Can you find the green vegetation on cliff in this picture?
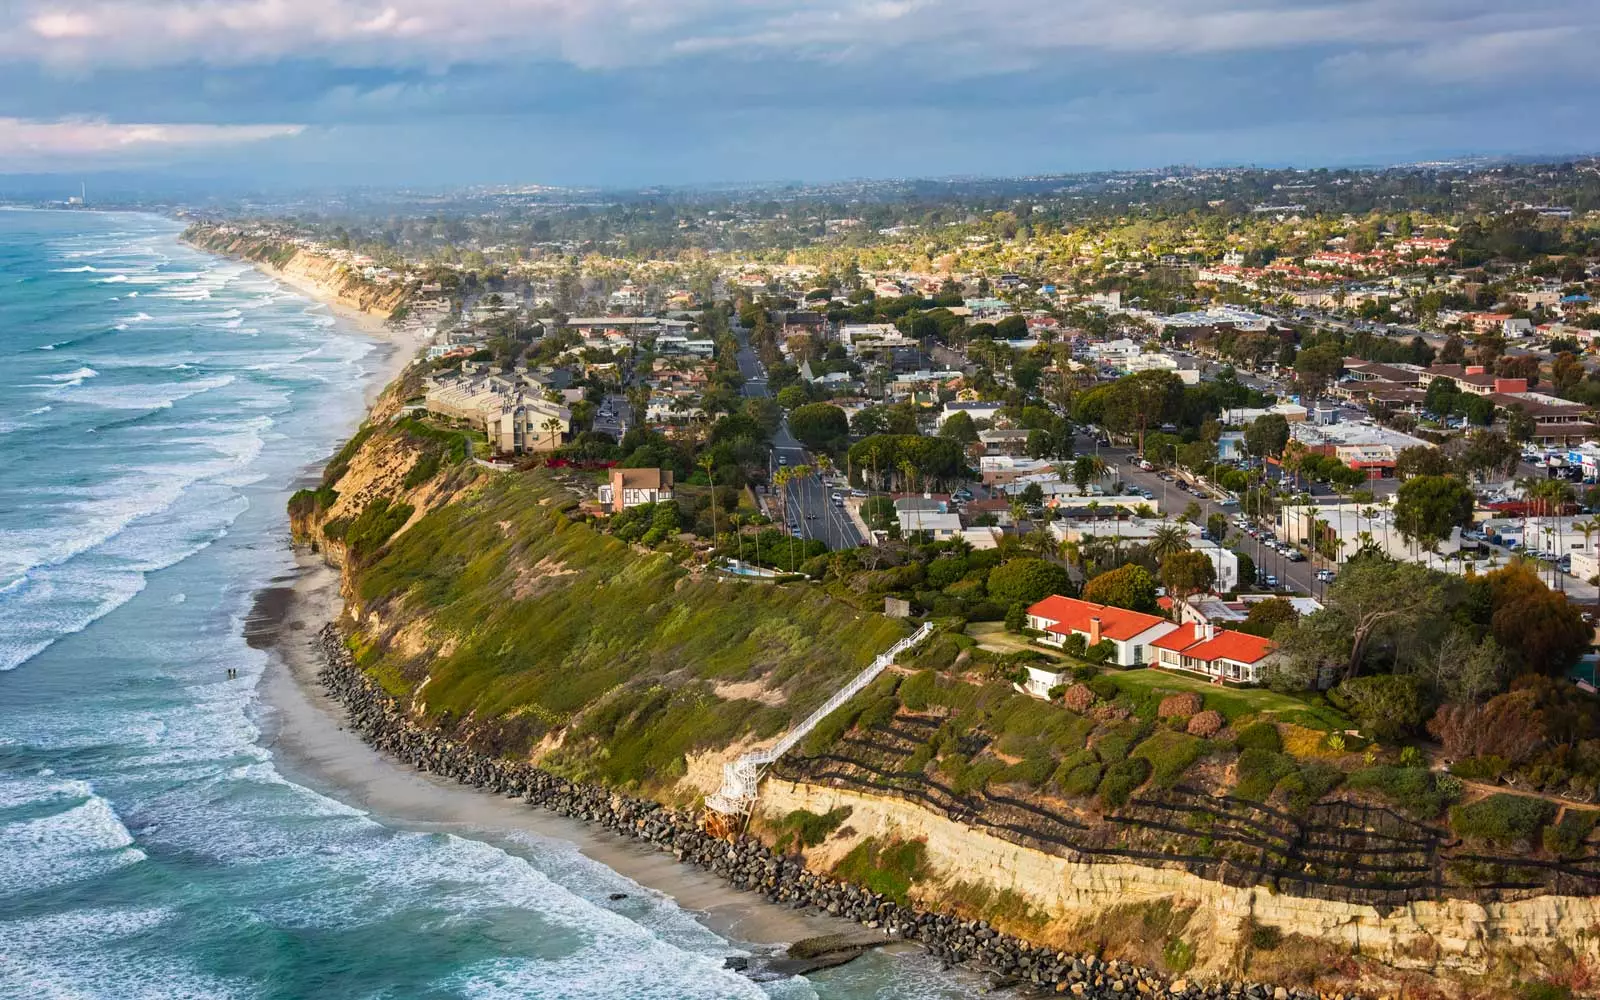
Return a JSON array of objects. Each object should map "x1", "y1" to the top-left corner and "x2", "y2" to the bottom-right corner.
[{"x1": 343, "y1": 470, "x2": 908, "y2": 789}]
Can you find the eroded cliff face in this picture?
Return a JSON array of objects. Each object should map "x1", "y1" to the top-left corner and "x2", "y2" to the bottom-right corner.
[
  {"x1": 185, "y1": 226, "x2": 409, "y2": 319},
  {"x1": 759, "y1": 778, "x2": 1600, "y2": 994}
]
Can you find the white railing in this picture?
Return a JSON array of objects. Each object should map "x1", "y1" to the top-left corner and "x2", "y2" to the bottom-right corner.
[{"x1": 706, "y1": 622, "x2": 935, "y2": 817}]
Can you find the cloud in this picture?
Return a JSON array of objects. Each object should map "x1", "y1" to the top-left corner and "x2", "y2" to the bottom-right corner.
[
  {"x1": 2, "y1": 0, "x2": 1593, "y2": 73},
  {"x1": 0, "y1": 117, "x2": 304, "y2": 166}
]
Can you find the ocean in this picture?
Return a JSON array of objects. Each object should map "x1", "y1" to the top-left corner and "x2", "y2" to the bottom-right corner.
[{"x1": 0, "y1": 211, "x2": 971, "y2": 999}]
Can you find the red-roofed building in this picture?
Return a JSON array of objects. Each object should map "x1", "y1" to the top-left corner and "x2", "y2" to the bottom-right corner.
[
  {"x1": 1151, "y1": 621, "x2": 1278, "y2": 684},
  {"x1": 1025, "y1": 595, "x2": 1177, "y2": 669}
]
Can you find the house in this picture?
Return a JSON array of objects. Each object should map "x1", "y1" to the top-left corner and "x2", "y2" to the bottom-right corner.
[
  {"x1": 1150, "y1": 622, "x2": 1278, "y2": 685},
  {"x1": 939, "y1": 401, "x2": 1006, "y2": 428},
  {"x1": 897, "y1": 509, "x2": 962, "y2": 540},
  {"x1": 597, "y1": 468, "x2": 674, "y2": 513},
  {"x1": 1189, "y1": 539, "x2": 1240, "y2": 593},
  {"x1": 1025, "y1": 595, "x2": 1177, "y2": 667}
]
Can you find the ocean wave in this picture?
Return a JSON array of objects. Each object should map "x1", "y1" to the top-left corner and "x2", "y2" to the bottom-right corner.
[
  {"x1": 0, "y1": 778, "x2": 145, "y2": 899},
  {"x1": 53, "y1": 265, "x2": 98, "y2": 273},
  {"x1": 40, "y1": 366, "x2": 98, "y2": 387},
  {"x1": 96, "y1": 274, "x2": 129, "y2": 284}
]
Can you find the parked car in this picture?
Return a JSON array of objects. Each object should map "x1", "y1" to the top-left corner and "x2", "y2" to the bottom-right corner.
[
  {"x1": 1264, "y1": 574, "x2": 1279, "y2": 587},
  {"x1": 1286, "y1": 551, "x2": 1306, "y2": 562}
]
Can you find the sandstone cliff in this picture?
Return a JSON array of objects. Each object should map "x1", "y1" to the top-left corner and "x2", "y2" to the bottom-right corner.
[{"x1": 184, "y1": 224, "x2": 410, "y2": 320}]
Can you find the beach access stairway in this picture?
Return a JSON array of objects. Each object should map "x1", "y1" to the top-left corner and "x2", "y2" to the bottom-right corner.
[{"x1": 706, "y1": 621, "x2": 935, "y2": 817}]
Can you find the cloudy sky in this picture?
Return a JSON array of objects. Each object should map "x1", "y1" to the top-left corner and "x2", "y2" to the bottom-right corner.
[{"x1": 2, "y1": 0, "x2": 1597, "y2": 188}]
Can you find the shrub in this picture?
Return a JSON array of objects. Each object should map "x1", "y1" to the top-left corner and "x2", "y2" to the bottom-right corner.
[
  {"x1": 1084, "y1": 639, "x2": 1117, "y2": 664},
  {"x1": 855, "y1": 694, "x2": 900, "y2": 731},
  {"x1": 1087, "y1": 676, "x2": 1119, "y2": 702},
  {"x1": 1542, "y1": 809, "x2": 1600, "y2": 857},
  {"x1": 1158, "y1": 692, "x2": 1204, "y2": 719},
  {"x1": 1249, "y1": 924, "x2": 1283, "y2": 951},
  {"x1": 1450, "y1": 794, "x2": 1557, "y2": 847},
  {"x1": 1346, "y1": 766, "x2": 1458, "y2": 819},
  {"x1": 1132, "y1": 730, "x2": 1210, "y2": 788},
  {"x1": 774, "y1": 806, "x2": 852, "y2": 849},
  {"x1": 1061, "y1": 633, "x2": 1089, "y2": 657},
  {"x1": 1235, "y1": 749, "x2": 1296, "y2": 801},
  {"x1": 1235, "y1": 722, "x2": 1282, "y2": 753},
  {"x1": 1276, "y1": 761, "x2": 1344, "y2": 814},
  {"x1": 1450, "y1": 755, "x2": 1509, "y2": 782},
  {"x1": 1061, "y1": 683, "x2": 1096, "y2": 714},
  {"x1": 832, "y1": 837, "x2": 928, "y2": 907},
  {"x1": 898, "y1": 669, "x2": 937, "y2": 711},
  {"x1": 1186, "y1": 710, "x2": 1224, "y2": 738},
  {"x1": 1098, "y1": 756, "x2": 1152, "y2": 809},
  {"x1": 1060, "y1": 762, "x2": 1104, "y2": 797}
]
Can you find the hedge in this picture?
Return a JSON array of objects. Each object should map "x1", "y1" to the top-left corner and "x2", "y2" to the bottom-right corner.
[{"x1": 1234, "y1": 722, "x2": 1283, "y2": 753}]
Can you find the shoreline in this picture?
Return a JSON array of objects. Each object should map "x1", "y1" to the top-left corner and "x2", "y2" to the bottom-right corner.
[
  {"x1": 244, "y1": 258, "x2": 430, "y2": 408},
  {"x1": 253, "y1": 557, "x2": 874, "y2": 956}
]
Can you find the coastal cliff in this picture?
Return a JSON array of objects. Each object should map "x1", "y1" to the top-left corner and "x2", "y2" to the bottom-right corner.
[
  {"x1": 183, "y1": 223, "x2": 411, "y2": 320},
  {"x1": 290, "y1": 414, "x2": 1600, "y2": 998}
]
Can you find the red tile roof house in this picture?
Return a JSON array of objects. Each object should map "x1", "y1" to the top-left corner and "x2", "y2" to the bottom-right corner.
[
  {"x1": 1151, "y1": 622, "x2": 1279, "y2": 685},
  {"x1": 1024, "y1": 595, "x2": 1178, "y2": 685}
]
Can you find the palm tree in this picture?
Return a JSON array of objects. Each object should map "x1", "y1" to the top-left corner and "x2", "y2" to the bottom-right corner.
[
  {"x1": 898, "y1": 458, "x2": 918, "y2": 494},
  {"x1": 1149, "y1": 523, "x2": 1191, "y2": 562},
  {"x1": 699, "y1": 454, "x2": 719, "y2": 556},
  {"x1": 541, "y1": 416, "x2": 563, "y2": 452}
]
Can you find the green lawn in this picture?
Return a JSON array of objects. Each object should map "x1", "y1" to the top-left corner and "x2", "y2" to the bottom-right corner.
[
  {"x1": 1104, "y1": 668, "x2": 1350, "y2": 731},
  {"x1": 966, "y1": 623, "x2": 1069, "y2": 662}
]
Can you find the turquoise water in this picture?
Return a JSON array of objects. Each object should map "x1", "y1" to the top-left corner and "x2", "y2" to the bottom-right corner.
[{"x1": 0, "y1": 212, "x2": 969, "y2": 999}]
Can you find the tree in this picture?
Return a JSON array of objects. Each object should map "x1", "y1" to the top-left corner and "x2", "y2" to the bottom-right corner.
[
  {"x1": 1206, "y1": 512, "x2": 1228, "y2": 542},
  {"x1": 1081, "y1": 563, "x2": 1159, "y2": 614},
  {"x1": 1427, "y1": 689, "x2": 1547, "y2": 764},
  {"x1": 1102, "y1": 370, "x2": 1183, "y2": 455},
  {"x1": 787, "y1": 403, "x2": 850, "y2": 452},
  {"x1": 1293, "y1": 344, "x2": 1344, "y2": 402},
  {"x1": 1275, "y1": 557, "x2": 1442, "y2": 684},
  {"x1": 1071, "y1": 454, "x2": 1106, "y2": 493},
  {"x1": 1148, "y1": 523, "x2": 1191, "y2": 562},
  {"x1": 1419, "y1": 628, "x2": 1505, "y2": 706},
  {"x1": 1504, "y1": 403, "x2": 1536, "y2": 445},
  {"x1": 1393, "y1": 475, "x2": 1474, "y2": 551},
  {"x1": 1161, "y1": 550, "x2": 1217, "y2": 605},
  {"x1": 1243, "y1": 413, "x2": 1290, "y2": 460},
  {"x1": 1439, "y1": 334, "x2": 1466, "y2": 365},
  {"x1": 1019, "y1": 482, "x2": 1046, "y2": 507},
  {"x1": 775, "y1": 385, "x2": 810, "y2": 410},
  {"x1": 987, "y1": 557, "x2": 1073, "y2": 607},
  {"x1": 1394, "y1": 445, "x2": 1453, "y2": 481},
  {"x1": 1423, "y1": 376, "x2": 1461, "y2": 419},
  {"x1": 1485, "y1": 562, "x2": 1590, "y2": 674},
  {"x1": 940, "y1": 409, "x2": 979, "y2": 446},
  {"x1": 1239, "y1": 596, "x2": 1297, "y2": 637},
  {"x1": 1329, "y1": 674, "x2": 1431, "y2": 742}
]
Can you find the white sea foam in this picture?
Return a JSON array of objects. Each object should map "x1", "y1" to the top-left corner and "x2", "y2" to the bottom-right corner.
[
  {"x1": 0, "y1": 778, "x2": 144, "y2": 898},
  {"x1": 53, "y1": 265, "x2": 98, "y2": 273},
  {"x1": 96, "y1": 274, "x2": 129, "y2": 284}
]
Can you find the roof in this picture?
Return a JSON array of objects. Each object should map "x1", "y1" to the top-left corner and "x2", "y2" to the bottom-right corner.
[
  {"x1": 1152, "y1": 622, "x2": 1275, "y2": 664},
  {"x1": 613, "y1": 467, "x2": 673, "y2": 490},
  {"x1": 1026, "y1": 595, "x2": 1171, "y2": 642},
  {"x1": 1184, "y1": 629, "x2": 1275, "y2": 665},
  {"x1": 1152, "y1": 623, "x2": 1203, "y2": 651}
]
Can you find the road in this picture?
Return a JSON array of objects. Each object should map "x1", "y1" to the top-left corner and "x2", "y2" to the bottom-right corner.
[
  {"x1": 593, "y1": 392, "x2": 630, "y2": 440},
  {"x1": 732, "y1": 327, "x2": 863, "y2": 551},
  {"x1": 1083, "y1": 433, "x2": 1328, "y2": 600}
]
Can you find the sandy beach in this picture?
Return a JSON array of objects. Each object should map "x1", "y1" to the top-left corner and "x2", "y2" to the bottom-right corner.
[
  {"x1": 252, "y1": 557, "x2": 863, "y2": 954},
  {"x1": 246, "y1": 258, "x2": 431, "y2": 406}
]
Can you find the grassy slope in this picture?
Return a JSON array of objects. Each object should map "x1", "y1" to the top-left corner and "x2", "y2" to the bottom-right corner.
[{"x1": 347, "y1": 469, "x2": 909, "y2": 790}]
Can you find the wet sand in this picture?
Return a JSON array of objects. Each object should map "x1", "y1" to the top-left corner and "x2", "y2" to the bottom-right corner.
[{"x1": 252, "y1": 557, "x2": 859, "y2": 952}]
